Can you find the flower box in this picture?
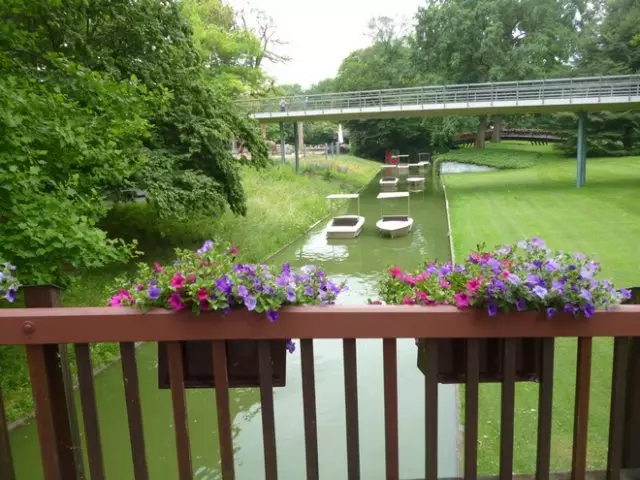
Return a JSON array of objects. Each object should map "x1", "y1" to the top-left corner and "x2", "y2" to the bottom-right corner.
[
  {"x1": 417, "y1": 337, "x2": 543, "y2": 383},
  {"x1": 377, "y1": 238, "x2": 630, "y2": 384},
  {"x1": 157, "y1": 339, "x2": 287, "y2": 389},
  {"x1": 109, "y1": 240, "x2": 343, "y2": 389}
]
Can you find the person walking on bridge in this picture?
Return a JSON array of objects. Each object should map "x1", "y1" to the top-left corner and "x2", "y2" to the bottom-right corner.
[{"x1": 280, "y1": 98, "x2": 287, "y2": 112}]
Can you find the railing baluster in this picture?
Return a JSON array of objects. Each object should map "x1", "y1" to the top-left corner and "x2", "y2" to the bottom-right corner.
[
  {"x1": 167, "y1": 342, "x2": 193, "y2": 480},
  {"x1": 0, "y1": 383, "x2": 15, "y2": 480},
  {"x1": 607, "y1": 337, "x2": 630, "y2": 479},
  {"x1": 26, "y1": 345, "x2": 61, "y2": 480},
  {"x1": 120, "y1": 342, "x2": 149, "y2": 480},
  {"x1": 300, "y1": 339, "x2": 319, "y2": 480},
  {"x1": 500, "y1": 339, "x2": 516, "y2": 479},
  {"x1": 383, "y1": 339, "x2": 399, "y2": 480},
  {"x1": 75, "y1": 343, "x2": 106, "y2": 480},
  {"x1": 258, "y1": 340, "x2": 278, "y2": 480},
  {"x1": 212, "y1": 341, "x2": 235, "y2": 480},
  {"x1": 465, "y1": 339, "x2": 479, "y2": 480},
  {"x1": 425, "y1": 339, "x2": 439, "y2": 480},
  {"x1": 571, "y1": 337, "x2": 593, "y2": 480},
  {"x1": 343, "y1": 339, "x2": 360, "y2": 480},
  {"x1": 535, "y1": 338, "x2": 555, "y2": 480}
]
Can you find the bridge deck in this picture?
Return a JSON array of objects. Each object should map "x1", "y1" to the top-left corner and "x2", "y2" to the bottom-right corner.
[{"x1": 237, "y1": 75, "x2": 640, "y2": 122}]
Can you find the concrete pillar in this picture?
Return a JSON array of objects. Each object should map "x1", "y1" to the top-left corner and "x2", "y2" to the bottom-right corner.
[
  {"x1": 294, "y1": 122, "x2": 300, "y2": 173},
  {"x1": 297, "y1": 122, "x2": 304, "y2": 158},
  {"x1": 280, "y1": 122, "x2": 285, "y2": 164},
  {"x1": 261, "y1": 124, "x2": 267, "y2": 140},
  {"x1": 576, "y1": 112, "x2": 587, "y2": 188}
]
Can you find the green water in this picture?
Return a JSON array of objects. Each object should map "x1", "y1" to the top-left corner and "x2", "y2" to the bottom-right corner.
[{"x1": 10, "y1": 165, "x2": 460, "y2": 479}]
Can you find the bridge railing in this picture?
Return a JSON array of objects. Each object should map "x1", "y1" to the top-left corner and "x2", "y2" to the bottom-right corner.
[
  {"x1": 236, "y1": 75, "x2": 640, "y2": 115},
  {"x1": 3, "y1": 305, "x2": 640, "y2": 479}
]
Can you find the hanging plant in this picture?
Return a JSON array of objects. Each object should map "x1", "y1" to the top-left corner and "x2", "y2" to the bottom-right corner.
[
  {"x1": 0, "y1": 261, "x2": 19, "y2": 304},
  {"x1": 109, "y1": 240, "x2": 345, "y2": 388},
  {"x1": 376, "y1": 238, "x2": 630, "y2": 383}
]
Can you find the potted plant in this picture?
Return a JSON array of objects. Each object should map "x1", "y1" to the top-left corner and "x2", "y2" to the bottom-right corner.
[
  {"x1": 377, "y1": 237, "x2": 630, "y2": 383},
  {"x1": 109, "y1": 240, "x2": 344, "y2": 388},
  {"x1": 0, "y1": 261, "x2": 19, "y2": 304}
]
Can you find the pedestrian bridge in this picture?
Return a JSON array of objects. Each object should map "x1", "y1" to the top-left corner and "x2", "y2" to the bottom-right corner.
[{"x1": 236, "y1": 75, "x2": 640, "y2": 123}]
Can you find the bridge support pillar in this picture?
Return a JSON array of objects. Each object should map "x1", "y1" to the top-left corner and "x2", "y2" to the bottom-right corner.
[
  {"x1": 293, "y1": 122, "x2": 300, "y2": 173},
  {"x1": 279, "y1": 122, "x2": 285, "y2": 164},
  {"x1": 576, "y1": 112, "x2": 587, "y2": 188}
]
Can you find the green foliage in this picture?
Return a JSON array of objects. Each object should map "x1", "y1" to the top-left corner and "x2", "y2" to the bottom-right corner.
[{"x1": 438, "y1": 142, "x2": 560, "y2": 169}]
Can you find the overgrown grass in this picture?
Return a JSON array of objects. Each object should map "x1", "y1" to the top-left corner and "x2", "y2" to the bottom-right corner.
[
  {"x1": 2, "y1": 157, "x2": 379, "y2": 423},
  {"x1": 438, "y1": 141, "x2": 563, "y2": 169},
  {"x1": 443, "y1": 142, "x2": 640, "y2": 474}
]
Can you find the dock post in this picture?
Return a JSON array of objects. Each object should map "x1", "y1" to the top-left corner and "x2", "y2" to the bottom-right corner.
[
  {"x1": 280, "y1": 122, "x2": 286, "y2": 164},
  {"x1": 293, "y1": 122, "x2": 300, "y2": 173},
  {"x1": 576, "y1": 112, "x2": 587, "y2": 187}
]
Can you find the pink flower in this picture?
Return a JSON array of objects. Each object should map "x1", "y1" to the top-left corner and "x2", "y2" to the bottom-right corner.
[
  {"x1": 415, "y1": 291, "x2": 435, "y2": 305},
  {"x1": 454, "y1": 292, "x2": 471, "y2": 309},
  {"x1": 466, "y1": 278, "x2": 482, "y2": 292},
  {"x1": 415, "y1": 272, "x2": 429, "y2": 282},
  {"x1": 500, "y1": 270, "x2": 510, "y2": 280},
  {"x1": 135, "y1": 283, "x2": 144, "y2": 291},
  {"x1": 154, "y1": 262, "x2": 163, "y2": 273},
  {"x1": 402, "y1": 295, "x2": 416, "y2": 305},
  {"x1": 370, "y1": 299, "x2": 384, "y2": 305},
  {"x1": 197, "y1": 287, "x2": 209, "y2": 301},
  {"x1": 187, "y1": 274, "x2": 197, "y2": 283},
  {"x1": 439, "y1": 277, "x2": 450, "y2": 289},
  {"x1": 389, "y1": 266, "x2": 402, "y2": 279},
  {"x1": 170, "y1": 273, "x2": 185, "y2": 289},
  {"x1": 229, "y1": 245, "x2": 239, "y2": 255},
  {"x1": 168, "y1": 292, "x2": 185, "y2": 311},
  {"x1": 109, "y1": 290, "x2": 132, "y2": 307},
  {"x1": 402, "y1": 274, "x2": 416, "y2": 286}
]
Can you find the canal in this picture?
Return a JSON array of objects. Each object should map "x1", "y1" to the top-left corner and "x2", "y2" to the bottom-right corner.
[{"x1": 11, "y1": 162, "x2": 465, "y2": 479}]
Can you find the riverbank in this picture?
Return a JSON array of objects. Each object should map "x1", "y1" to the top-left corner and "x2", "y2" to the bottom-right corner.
[
  {"x1": 438, "y1": 141, "x2": 562, "y2": 169},
  {"x1": 1, "y1": 155, "x2": 381, "y2": 424},
  {"x1": 443, "y1": 142, "x2": 640, "y2": 474}
]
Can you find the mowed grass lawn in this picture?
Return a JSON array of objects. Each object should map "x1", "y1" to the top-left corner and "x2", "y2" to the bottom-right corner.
[{"x1": 443, "y1": 143, "x2": 640, "y2": 475}]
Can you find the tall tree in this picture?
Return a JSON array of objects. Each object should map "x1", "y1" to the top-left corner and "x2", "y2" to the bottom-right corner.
[{"x1": 412, "y1": 0, "x2": 579, "y2": 146}]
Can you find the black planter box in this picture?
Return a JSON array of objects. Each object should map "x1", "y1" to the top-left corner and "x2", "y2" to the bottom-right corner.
[{"x1": 158, "y1": 340, "x2": 287, "y2": 389}]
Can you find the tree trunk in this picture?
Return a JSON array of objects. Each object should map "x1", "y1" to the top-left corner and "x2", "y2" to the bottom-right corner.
[
  {"x1": 491, "y1": 116, "x2": 503, "y2": 142},
  {"x1": 475, "y1": 115, "x2": 488, "y2": 149}
]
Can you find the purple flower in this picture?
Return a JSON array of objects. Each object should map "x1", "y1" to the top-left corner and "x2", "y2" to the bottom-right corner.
[
  {"x1": 564, "y1": 304, "x2": 578, "y2": 315},
  {"x1": 244, "y1": 295, "x2": 257, "y2": 311},
  {"x1": 546, "y1": 307, "x2": 557, "y2": 319},
  {"x1": 237, "y1": 285, "x2": 249, "y2": 299},
  {"x1": 532, "y1": 285, "x2": 548, "y2": 299},
  {"x1": 526, "y1": 274, "x2": 542, "y2": 286},
  {"x1": 426, "y1": 263, "x2": 438, "y2": 274},
  {"x1": 573, "y1": 253, "x2": 586, "y2": 260},
  {"x1": 551, "y1": 280, "x2": 565, "y2": 293},
  {"x1": 454, "y1": 264, "x2": 466, "y2": 273},
  {"x1": 496, "y1": 245, "x2": 511, "y2": 255},
  {"x1": 304, "y1": 285, "x2": 314, "y2": 296},
  {"x1": 267, "y1": 309, "x2": 279, "y2": 323},
  {"x1": 580, "y1": 267, "x2": 593, "y2": 280},
  {"x1": 530, "y1": 237, "x2": 546, "y2": 249},
  {"x1": 545, "y1": 259, "x2": 559, "y2": 272},
  {"x1": 215, "y1": 275, "x2": 233, "y2": 295},
  {"x1": 148, "y1": 285, "x2": 161, "y2": 300},
  {"x1": 197, "y1": 240, "x2": 214, "y2": 254},
  {"x1": 620, "y1": 289, "x2": 632, "y2": 300},
  {"x1": 507, "y1": 274, "x2": 521, "y2": 286},
  {"x1": 285, "y1": 339, "x2": 296, "y2": 353},
  {"x1": 438, "y1": 264, "x2": 452, "y2": 276},
  {"x1": 6, "y1": 288, "x2": 16, "y2": 303},
  {"x1": 327, "y1": 281, "x2": 341, "y2": 295},
  {"x1": 276, "y1": 275, "x2": 290, "y2": 287},
  {"x1": 580, "y1": 288, "x2": 592, "y2": 302},
  {"x1": 487, "y1": 258, "x2": 502, "y2": 272},
  {"x1": 487, "y1": 302, "x2": 498, "y2": 317},
  {"x1": 583, "y1": 303, "x2": 596, "y2": 319},
  {"x1": 286, "y1": 287, "x2": 296, "y2": 302},
  {"x1": 517, "y1": 240, "x2": 528, "y2": 249},
  {"x1": 516, "y1": 299, "x2": 526, "y2": 311}
]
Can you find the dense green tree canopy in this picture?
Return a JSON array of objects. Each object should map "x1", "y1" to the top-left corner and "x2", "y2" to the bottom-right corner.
[{"x1": 0, "y1": 0, "x2": 271, "y2": 283}]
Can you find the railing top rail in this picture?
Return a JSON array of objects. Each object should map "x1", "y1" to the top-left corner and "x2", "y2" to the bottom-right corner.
[
  {"x1": 2, "y1": 306, "x2": 640, "y2": 344},
  {"x1": 234, "y1": 74, "x2": 640, "y2": 106}
]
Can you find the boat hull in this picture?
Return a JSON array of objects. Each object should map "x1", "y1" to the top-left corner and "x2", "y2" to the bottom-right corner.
[
  {"x1": 376, "y1": 217, "x2": 414, "y2": 238},
  {"x1": 326, "y1": 215, "x2": 365, "y2": 239}
]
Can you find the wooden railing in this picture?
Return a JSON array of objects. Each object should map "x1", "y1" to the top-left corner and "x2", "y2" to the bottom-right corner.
[{"x1": 2, "y1": 304, "x2": 640, "y2": 479}]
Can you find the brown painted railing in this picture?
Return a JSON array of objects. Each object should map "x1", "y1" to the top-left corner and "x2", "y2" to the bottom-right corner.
[{"x1": 3, "y1": 305, "x2": 640, "y2": 480}]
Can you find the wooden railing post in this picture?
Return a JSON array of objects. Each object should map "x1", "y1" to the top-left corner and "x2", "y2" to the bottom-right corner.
[
  {"x1": 621, "y1": 287, "x2": 640, "y2": 469},
  {"x1": 24, "y1": 285, "x2": 84, "y2": 480}
]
